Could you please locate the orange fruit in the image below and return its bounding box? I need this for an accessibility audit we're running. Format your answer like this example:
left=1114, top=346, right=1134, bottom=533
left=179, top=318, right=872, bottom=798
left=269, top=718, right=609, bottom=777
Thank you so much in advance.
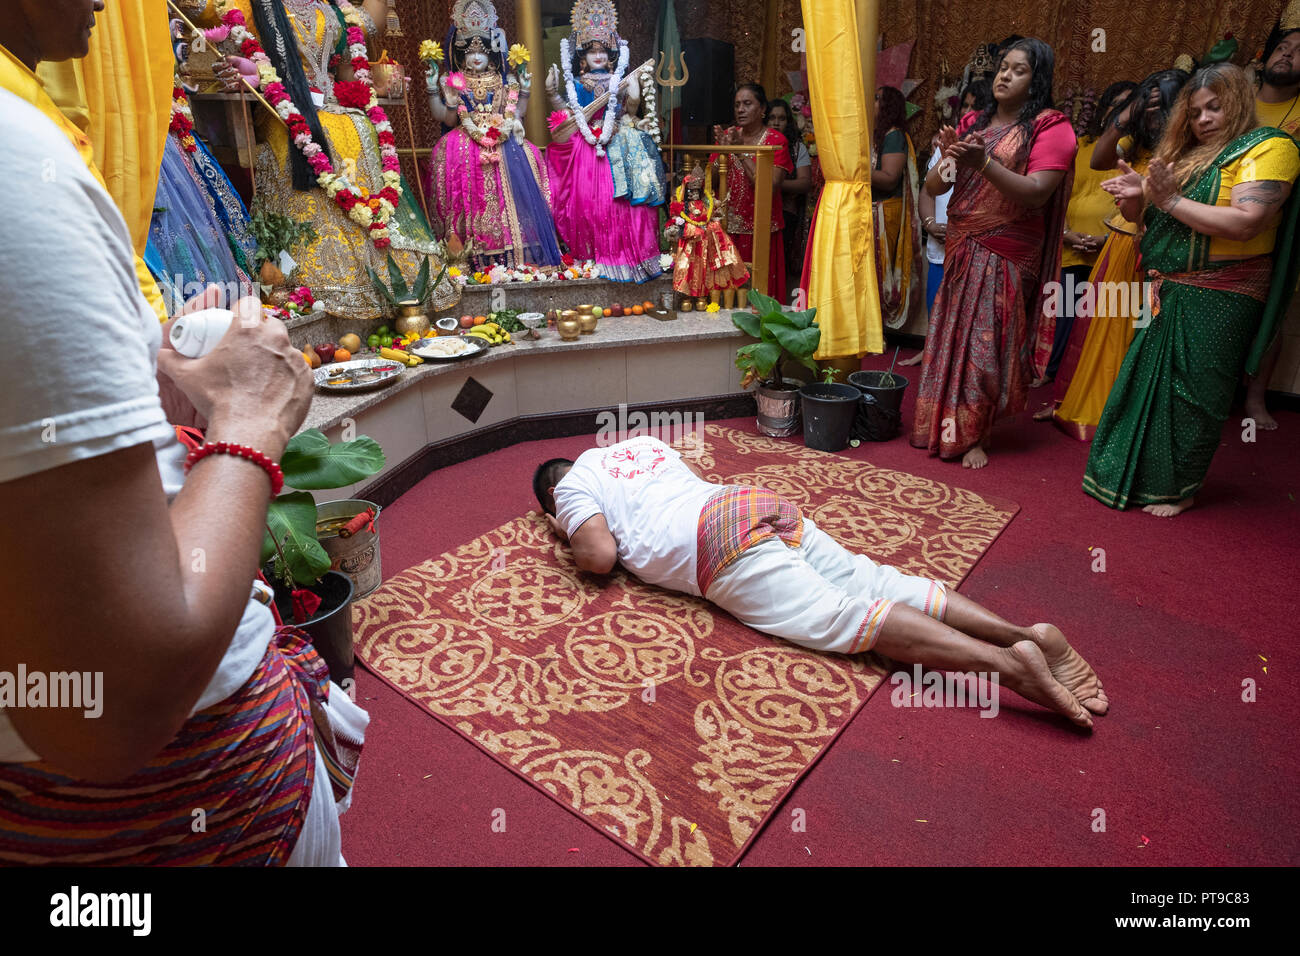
left=632, top=305, right=644, bottom=315
left=303, top=352, right=313, bottom=367
left=603, top=307, right=612, bottom=316
left=334, top=347, right=352, bottom=363
left=643, top=300, right=654, bottom=311
left=473, top=315, right=487, bottom=325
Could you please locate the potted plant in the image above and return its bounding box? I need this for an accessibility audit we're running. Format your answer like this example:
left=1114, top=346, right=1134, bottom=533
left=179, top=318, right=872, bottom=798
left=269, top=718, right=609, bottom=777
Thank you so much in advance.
left=848, top=350, right=910, bottom=441
left=262, top=428, right=386, bottom=683
left=732, top=289, right=820, bottom=437
left=248, top=200, right=318, bottom=297
left=799, top=367, right=862, bottom=452
left=367, top=252, right=450, bottom=338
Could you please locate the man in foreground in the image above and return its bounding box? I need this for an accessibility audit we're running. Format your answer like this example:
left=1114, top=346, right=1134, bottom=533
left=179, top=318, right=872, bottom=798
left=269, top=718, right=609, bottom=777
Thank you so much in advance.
left=535, top=435, right=1108, bottom=730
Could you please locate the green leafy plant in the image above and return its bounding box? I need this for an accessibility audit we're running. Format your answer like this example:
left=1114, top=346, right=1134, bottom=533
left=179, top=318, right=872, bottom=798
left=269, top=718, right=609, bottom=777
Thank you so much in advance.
left=367, top=253, right=447, bottom=309
left=261, top=429, right=386, bottom=589
left=248, top=201, right=318, bottom=269
left=820, top=367, right=840, bottom=384
left=732, top=289, right=820, bottom=389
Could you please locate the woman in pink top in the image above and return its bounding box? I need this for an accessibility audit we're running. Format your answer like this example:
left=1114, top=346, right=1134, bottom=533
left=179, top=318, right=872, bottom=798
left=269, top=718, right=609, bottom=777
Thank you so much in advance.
left=911, top=38, right=1077, bottom=468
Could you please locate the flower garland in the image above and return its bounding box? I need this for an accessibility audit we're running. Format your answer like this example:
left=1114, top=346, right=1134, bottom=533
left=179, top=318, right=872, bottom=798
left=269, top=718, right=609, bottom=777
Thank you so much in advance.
left=639, top=67, right=660, bottom=144
left=207, top=0, right=402, bottom=249
left=453, top=75, right=521, bottom=153
left=559, top=36, right=628, bottom=157
left=170, top=85, right=197, bottom=153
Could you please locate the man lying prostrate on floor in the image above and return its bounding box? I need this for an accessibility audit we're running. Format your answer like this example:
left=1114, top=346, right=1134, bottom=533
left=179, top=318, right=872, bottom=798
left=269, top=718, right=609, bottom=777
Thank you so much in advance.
left=535, top=435, right=1109, bottom=730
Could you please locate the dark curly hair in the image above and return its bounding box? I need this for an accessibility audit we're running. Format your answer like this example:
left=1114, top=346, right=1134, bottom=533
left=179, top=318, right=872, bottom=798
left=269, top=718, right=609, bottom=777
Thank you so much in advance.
left=1116, top=69, right=1189, bottom=155
left=873, top=86, right=908, bottom=153
left=969, top=37, right=1057, bottom=165
left=1084, top=80, right=1138, bottom=140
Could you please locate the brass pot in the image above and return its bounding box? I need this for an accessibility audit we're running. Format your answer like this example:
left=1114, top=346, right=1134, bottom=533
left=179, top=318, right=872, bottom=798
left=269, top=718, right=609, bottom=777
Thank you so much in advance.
left=394, top=300, right=430, bottom=338
left=578, top=310, right=599, bottom=334
left=557, top=310, right=582, bottom=340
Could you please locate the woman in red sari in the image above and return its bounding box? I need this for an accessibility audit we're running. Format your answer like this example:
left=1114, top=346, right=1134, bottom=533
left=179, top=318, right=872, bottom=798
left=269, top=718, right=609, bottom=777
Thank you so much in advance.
left=713, top=83, right=795, bottom=302
left=911, top=38, right=1077, bottom=468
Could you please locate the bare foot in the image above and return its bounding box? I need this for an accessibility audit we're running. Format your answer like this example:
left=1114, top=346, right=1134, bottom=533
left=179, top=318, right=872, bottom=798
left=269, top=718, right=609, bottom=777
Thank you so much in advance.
left=1003, top=640, right=1094, bottom=730
left=1142, top=497, right=1194, bottom=518
left=898, top=352, right=924, bottom=367
left=1032, top=403, right=1055, bottom=422
left=1029, top=623, right=1109, bottom=715
left=961, top=445, right=989, bottom=469
left=1030, top=375, right=1053, bottom=388
left=1244, top=401, right=1278, bottom=431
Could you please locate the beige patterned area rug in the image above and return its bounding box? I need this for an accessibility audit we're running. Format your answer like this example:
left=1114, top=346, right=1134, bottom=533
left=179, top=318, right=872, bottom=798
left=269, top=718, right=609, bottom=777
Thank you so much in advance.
left=353, top=425, right=1019, bottom=866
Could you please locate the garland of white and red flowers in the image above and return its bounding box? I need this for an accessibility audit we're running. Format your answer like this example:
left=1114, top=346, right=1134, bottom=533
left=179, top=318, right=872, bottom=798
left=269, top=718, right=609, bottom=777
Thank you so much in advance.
left=446, top=72, right=520, bottom=153
left=170, top=84, right=198, bottom=153
left=206, top=0, right=402, bottom=249
left=559, top=35, right=628, bottom=158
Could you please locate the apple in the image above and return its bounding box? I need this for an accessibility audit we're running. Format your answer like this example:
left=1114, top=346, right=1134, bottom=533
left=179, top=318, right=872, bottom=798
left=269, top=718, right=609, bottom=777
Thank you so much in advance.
left=315, top=343, right=336, bottom=364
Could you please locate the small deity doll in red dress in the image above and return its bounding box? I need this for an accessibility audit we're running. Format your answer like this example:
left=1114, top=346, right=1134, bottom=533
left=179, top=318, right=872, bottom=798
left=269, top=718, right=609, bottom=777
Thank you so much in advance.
left=665, top=163, right=749, bottom=299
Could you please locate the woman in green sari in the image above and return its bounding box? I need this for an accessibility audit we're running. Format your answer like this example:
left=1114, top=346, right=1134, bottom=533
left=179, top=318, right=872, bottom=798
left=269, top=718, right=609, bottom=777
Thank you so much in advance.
left=1084, top=63, right=1300, bottom=516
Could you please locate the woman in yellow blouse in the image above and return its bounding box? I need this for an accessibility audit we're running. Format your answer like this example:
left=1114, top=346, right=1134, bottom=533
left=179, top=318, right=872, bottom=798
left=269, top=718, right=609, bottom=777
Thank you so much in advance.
left=1084, top=63, right=1300, bottom=516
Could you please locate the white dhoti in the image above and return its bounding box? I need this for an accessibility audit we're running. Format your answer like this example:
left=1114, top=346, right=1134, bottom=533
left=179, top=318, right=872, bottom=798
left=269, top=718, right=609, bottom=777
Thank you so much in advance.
left=704, top=517, right=947, bottom=655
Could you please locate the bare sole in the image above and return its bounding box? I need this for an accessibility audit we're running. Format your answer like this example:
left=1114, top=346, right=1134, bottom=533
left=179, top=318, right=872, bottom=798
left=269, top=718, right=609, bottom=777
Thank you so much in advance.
left=1006, top=640, right=1094, bottom=730
left=1030, top=623, right=1109, bottom=715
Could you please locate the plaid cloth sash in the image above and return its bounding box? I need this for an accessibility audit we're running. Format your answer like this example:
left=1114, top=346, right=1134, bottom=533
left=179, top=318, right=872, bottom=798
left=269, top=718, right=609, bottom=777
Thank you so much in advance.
left=0, top=625, right=343, bottom=866
left=696, top=486, right=804, bottom=595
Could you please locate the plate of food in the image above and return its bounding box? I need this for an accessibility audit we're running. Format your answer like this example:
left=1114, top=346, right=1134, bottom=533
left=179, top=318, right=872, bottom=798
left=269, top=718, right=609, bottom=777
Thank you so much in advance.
left=314, top=357, right=404, bottom=392
left=409, top=335, right=488, bottom=361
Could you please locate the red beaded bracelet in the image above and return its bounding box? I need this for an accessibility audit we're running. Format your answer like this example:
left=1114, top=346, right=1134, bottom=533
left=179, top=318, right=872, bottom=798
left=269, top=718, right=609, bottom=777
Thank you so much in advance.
left=183, top=441, right=284, bottom=497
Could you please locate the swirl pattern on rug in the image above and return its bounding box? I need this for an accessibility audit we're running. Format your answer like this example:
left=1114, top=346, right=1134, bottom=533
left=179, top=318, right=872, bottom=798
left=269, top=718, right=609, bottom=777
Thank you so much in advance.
left=353, top=425, right=1018, bottom=865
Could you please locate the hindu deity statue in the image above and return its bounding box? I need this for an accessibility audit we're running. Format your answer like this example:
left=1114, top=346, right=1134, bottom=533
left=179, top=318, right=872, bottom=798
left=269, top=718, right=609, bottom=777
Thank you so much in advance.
left=665, top=164, right=748, bottom=299
left=424, top=0, right=562, bottom=270
left=206, top=0, right=457, bottom=319
left=545, top=0, right=666, bottom=283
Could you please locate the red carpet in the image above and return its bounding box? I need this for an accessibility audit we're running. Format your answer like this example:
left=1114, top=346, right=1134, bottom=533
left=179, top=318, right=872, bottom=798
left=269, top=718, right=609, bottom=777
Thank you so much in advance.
left=349, top=426, right=1017, bottom=865
left=340, top=350, right=1300, bottom=866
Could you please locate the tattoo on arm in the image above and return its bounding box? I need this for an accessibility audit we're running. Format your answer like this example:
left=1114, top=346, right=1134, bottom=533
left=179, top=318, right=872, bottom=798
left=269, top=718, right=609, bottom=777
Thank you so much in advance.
left=1235, top=181, right=1286, bottom=207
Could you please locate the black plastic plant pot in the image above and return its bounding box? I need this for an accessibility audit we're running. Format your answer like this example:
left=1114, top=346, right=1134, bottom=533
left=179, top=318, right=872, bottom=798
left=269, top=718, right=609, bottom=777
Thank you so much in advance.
left=848, top=370, right=908, bottom=413
left=799, top=383, right=861, bottom=452
left=848, top=370, right=909, bottom=440
left=272, top=570, right=356, bottom=685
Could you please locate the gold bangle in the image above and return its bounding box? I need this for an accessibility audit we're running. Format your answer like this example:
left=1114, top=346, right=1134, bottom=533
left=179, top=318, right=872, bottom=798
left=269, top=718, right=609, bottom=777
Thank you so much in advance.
left=982, top=154, right=992, bottom=173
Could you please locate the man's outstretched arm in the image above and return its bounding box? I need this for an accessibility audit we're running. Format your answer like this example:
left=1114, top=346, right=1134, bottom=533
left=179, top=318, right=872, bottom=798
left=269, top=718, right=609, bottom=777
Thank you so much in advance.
left=546, top=513, right=618, bottom=574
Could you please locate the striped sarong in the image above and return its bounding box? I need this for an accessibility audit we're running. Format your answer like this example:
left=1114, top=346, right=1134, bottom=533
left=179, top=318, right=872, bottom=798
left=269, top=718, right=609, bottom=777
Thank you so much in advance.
left=696, top=486, right=804, bottom=596
left=0, top=626, right=331, bottom=866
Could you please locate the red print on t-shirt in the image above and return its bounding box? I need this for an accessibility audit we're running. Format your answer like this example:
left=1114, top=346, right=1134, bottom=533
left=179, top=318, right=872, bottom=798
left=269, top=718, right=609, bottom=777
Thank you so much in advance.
left=602, top=444, right=668, bottom=480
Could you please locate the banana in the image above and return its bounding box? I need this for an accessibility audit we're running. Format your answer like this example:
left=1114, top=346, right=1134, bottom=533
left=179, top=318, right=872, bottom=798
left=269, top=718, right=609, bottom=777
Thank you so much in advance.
left=380, top=347, right=423, bottom=367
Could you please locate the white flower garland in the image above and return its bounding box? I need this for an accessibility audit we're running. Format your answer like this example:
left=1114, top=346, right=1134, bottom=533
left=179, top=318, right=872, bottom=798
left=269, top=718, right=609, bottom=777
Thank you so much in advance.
left=560, top=36, right=628, bottom=157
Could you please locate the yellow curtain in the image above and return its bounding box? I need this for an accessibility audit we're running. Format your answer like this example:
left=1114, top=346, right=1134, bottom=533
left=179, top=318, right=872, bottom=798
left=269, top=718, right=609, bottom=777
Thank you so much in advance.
left=802, top=0, right=882, bottom=358
left=39, top=0, right=175, bottom=320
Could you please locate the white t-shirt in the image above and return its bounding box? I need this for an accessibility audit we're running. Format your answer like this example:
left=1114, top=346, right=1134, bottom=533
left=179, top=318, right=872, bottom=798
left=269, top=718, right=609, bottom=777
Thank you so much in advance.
left=0, top=89, right=274, bottom=764
left=924, top=148, right=951, bottom=265
left=553, top=436, right=720, bottom=596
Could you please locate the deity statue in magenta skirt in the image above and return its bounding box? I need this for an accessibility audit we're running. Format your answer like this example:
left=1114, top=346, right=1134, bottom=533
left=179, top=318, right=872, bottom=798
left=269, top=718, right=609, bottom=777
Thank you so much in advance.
left=545, top=0, right=666, bottom=283
left=424, top=0, right=563, bottom=271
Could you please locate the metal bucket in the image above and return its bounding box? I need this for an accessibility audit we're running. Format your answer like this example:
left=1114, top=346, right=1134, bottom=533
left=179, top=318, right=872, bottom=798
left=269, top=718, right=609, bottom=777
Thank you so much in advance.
left=316, top=499, right=383, bottom=598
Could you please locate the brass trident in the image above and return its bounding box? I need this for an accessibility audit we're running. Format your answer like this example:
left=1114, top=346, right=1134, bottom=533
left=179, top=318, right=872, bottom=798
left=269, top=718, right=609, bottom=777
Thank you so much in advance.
left=655, top=51, right=688, bottom=175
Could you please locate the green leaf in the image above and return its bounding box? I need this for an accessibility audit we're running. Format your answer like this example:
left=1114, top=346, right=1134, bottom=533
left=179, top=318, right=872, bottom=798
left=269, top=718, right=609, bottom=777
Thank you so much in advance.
left=280, top=430, right=386, bottom=490
left=367, top=265, right=397, bottom=308
left=732, top=310, right=762, bottom=339
left=386, top=253, right=409, bottom=300
left=263, top=492, right=331, bottom=586
left=737, top=341, right=782, bottom=379
left=747, top=288, right=782, bottom=318
left=784, top=307, right=818, bottom=330
left=770, top=323, right=822, bottom=360
left=411, top=256, right=431, bottom=301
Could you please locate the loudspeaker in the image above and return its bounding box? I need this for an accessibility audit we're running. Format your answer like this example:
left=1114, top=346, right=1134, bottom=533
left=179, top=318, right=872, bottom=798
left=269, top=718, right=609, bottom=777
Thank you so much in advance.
left=680, top=37, right=735, bottom=128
